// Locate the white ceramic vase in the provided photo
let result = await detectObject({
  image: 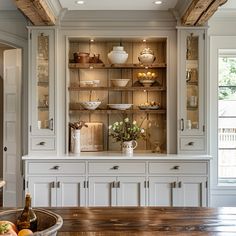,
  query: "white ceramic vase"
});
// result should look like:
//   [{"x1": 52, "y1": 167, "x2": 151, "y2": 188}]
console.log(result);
[
  {"x1": 72, "y1": 129, "x2": 81, "y2": 154},
  {"x1": 122, "y1": 140, "x2": 137, "y2": 155},
  {"x1": 108, "y1": 46, "x2": 128, "y2": 64}
]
